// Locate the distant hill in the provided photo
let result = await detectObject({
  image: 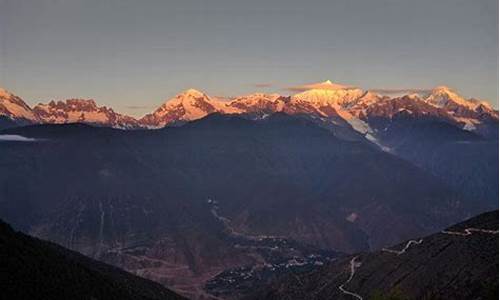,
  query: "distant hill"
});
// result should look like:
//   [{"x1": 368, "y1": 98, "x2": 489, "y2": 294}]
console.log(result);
[
  {"x1": 250, "y1": 210, "x2": 499, "y2": 300},
  {"x1": 0, "y1": 219, "x2": 186, "y2": 300}
]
